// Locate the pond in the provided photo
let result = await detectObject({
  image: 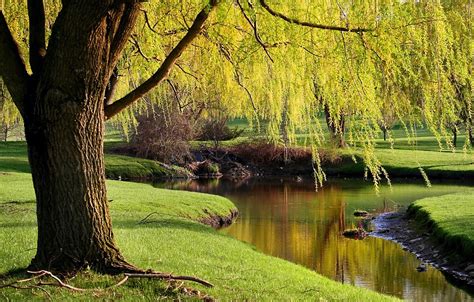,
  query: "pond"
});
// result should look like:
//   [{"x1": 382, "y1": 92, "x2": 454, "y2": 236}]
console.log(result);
[{"x1": 155, "y1": 178, "x2": 474, "y2": 301}]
